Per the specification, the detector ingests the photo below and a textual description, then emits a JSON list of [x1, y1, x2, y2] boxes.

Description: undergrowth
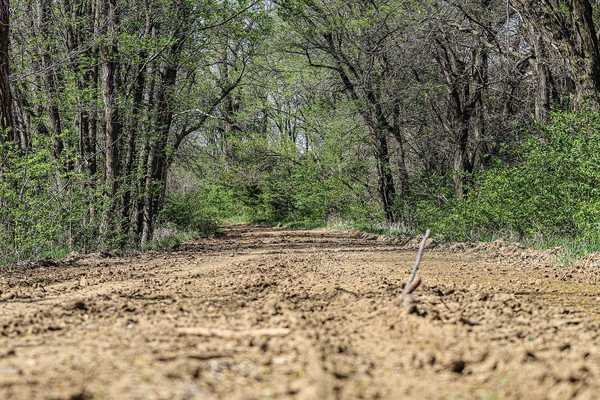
[[142, 232, 194, 252]]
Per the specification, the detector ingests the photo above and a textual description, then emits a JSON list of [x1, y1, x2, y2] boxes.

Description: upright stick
[[401, 229, 431, 298]]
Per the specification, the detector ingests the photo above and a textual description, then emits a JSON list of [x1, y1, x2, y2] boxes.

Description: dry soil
[[1, 225, 600, 400]]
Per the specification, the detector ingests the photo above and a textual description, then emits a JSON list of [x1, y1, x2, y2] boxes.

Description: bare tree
[[513, 0, 600, 107]]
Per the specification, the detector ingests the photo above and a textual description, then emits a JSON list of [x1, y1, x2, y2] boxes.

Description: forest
[[0, 0, 599, 262]]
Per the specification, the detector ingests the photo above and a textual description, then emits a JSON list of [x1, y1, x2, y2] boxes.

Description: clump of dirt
[[359, 232, 561, 267], [445, 239, 560, 266], [1, 225, 600, 400], [578, 253, 600, 268]]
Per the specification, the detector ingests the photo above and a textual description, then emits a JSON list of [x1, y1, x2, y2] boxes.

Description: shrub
[[144, 235, 183, 251], [0, 146, 102, 264], [426, 110, 600, 241], [160, 189, 224, 236], [232, 157, 376, 226]]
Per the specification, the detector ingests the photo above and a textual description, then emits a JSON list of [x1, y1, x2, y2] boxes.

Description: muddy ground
[[1, 225, 600, 400]]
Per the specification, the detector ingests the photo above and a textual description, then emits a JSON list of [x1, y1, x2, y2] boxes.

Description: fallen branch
[[334, 286, 360, 298], [156, 351, 234, 362], [177, 327, 291, 338], [400, 229, 431, 307]]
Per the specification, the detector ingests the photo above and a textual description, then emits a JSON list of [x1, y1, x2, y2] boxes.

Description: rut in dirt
[[1, 225, 600, 400]]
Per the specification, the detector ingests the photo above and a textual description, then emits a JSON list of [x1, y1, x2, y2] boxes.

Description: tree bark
[[39, 0, 67, 164], [0, 0, 14, 144], [140, 0, 189, 245], [134, 58, 156, 242], [569, 0, 600, 105], [391, 99, 410, 197], [100, 0, 122, 247], [529, 26, 552, 122], [514, 0, 600, 107], [374, 130, 397, 223], [140, 64, 177, 246], [121, 8, 151, 242]]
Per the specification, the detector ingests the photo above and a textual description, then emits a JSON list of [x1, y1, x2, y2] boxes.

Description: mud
[[1, 225, 600, 400]]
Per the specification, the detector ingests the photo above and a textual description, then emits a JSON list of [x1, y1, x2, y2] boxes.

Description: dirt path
[[2, 225, 600, 400]]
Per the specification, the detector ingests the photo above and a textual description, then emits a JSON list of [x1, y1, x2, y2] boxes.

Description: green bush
[[160, 187, 230, 236], [142, 233, 187, 252], [235, 159, 376, 226], [575, 200, 600, 241], [423, 110, 600, 242], [0, 145, 101, 264]]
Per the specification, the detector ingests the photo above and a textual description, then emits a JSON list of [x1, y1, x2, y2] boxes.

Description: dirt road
[[2, 225, 600, 400]]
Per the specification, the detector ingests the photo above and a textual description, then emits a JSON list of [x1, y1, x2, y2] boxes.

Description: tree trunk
[[393, 133, 410, 197], [140, 64, 177, 246], [391, 100, 410, 197], [139, 1, 188, 246], [120, 73, 145, 241], [434, 39, 483, 198], [121, 11, 151, 242], [515, 0, 600, 107], [530, 26, 552, 121], [0, 0, 14, 144], [374, 129, 397, 223], [452, 125, 471, 200], [100, 0, 122, 247], [39, 0, 67, 164], [88, 0, 100, 186], [12, 86, 30, 151], [87, 63, 99, 181], [134, 59, 156, 242], [471, 48, 489, 169], [73, 0, 98, 183], [569, 0, 600, 106]]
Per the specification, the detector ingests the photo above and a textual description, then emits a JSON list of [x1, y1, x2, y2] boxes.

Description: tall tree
[[100, 0, 122, 246], [278, 0, 416, 222], [39, 0, 67, 164], [0, 0, 13, 143], [513, 0, 600, 106]]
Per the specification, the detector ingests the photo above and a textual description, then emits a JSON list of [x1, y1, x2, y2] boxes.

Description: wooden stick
[[403, 276, 422, 296], [177, 327, 291, 338], [401, 229, 431, 300]]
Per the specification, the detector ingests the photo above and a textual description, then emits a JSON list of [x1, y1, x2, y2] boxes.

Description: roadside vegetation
[[159, 109, 600, 263], [1, 1, 600, 265]]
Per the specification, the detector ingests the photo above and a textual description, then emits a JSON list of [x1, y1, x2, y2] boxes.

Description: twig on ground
[[156, 351, 234, 362], [177, 327, 291, 338], [400, 229, 431, 307], [334, 286, 360, 298]]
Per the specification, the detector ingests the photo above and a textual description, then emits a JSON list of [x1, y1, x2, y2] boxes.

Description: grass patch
[[522, 236, 600, 265], [223, 214, 252, 225], [325, 218, 600, 264], [351, 222, 416, 237], [142, 221, 221, 253], [142, 232, 195, 252], [0, 246, 72, 268], [282, 220, 326, 230]]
